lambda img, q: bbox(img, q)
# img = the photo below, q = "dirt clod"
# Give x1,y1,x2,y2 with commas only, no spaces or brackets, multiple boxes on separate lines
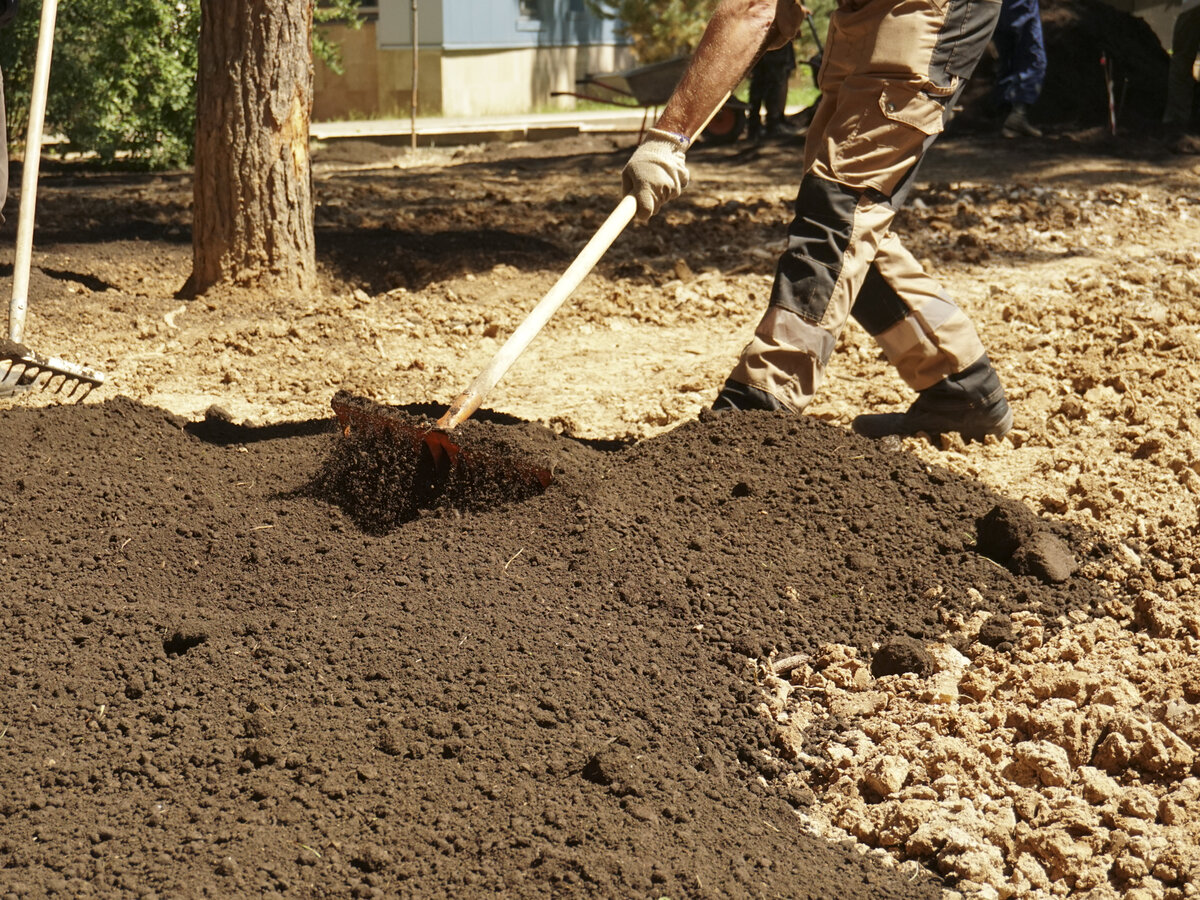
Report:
872,637,936,678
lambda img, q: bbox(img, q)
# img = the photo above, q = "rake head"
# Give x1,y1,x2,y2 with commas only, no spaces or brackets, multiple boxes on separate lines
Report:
330,391,552,521
1,340,105,401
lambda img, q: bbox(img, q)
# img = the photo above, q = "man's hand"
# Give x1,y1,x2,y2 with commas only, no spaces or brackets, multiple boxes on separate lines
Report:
622,133,690,223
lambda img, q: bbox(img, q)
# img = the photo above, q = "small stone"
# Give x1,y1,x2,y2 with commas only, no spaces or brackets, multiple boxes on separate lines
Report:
242,738,276,768
1078,766,1121,805
351,844,392,873
921,672,963,705
1133,590,1183,637
124,675,146,700
1023,826,1093,883
1014,740,1072,787
1119,787,1159,820
863,755,910,797
977,614,1014,647
376,724,404,757
976,500,1040,563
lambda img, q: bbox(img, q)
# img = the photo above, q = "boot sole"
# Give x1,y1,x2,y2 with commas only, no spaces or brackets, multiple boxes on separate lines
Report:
852,405,1013,443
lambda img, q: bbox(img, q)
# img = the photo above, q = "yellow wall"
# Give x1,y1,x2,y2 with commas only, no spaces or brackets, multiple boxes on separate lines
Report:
314,23,443,119
439,45,633,116
313,21,633,121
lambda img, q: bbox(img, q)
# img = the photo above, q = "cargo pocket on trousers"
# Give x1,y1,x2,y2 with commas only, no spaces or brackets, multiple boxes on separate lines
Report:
828,82,953,196
878,83,951,135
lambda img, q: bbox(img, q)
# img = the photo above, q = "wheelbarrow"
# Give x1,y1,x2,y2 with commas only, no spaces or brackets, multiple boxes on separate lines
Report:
553,56,749,145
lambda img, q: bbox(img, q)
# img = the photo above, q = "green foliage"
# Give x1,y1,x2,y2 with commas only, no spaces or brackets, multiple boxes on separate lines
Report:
587,0,836,65
0,0,362,169
315,0,364,76
586,0,719,62
0,0,200,167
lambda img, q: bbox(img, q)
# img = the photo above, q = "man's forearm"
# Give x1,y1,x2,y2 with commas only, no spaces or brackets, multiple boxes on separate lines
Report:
655,0,802,140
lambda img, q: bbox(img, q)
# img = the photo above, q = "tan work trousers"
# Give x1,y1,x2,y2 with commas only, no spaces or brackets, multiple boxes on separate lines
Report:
728,0,1002,411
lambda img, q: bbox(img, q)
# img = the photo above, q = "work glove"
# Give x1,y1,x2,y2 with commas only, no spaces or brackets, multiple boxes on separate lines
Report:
622,129,690,223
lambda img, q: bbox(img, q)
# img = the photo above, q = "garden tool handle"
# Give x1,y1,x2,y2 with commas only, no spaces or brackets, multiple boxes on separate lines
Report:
8,0,57,344
435,93,731,432
435,194,637,431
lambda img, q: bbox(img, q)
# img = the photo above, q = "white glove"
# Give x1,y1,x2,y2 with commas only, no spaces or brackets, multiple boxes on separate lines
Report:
621,130,690,223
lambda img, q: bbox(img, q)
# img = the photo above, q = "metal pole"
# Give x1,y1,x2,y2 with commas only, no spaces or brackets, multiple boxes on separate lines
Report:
410,0,418,151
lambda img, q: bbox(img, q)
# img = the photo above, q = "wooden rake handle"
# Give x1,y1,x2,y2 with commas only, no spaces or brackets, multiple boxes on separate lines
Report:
8,0,58,344
435,94,730,432
435,193,637,431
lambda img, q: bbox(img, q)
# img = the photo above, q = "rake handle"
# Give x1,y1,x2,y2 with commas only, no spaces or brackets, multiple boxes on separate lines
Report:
435,91,731,433
435,194,637,431
9,0,57,344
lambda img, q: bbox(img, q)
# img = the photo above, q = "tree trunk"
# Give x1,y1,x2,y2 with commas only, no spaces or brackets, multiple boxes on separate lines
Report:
187,0,316,297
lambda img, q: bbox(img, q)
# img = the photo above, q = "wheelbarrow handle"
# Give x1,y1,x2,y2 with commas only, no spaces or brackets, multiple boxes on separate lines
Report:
435,93,731,433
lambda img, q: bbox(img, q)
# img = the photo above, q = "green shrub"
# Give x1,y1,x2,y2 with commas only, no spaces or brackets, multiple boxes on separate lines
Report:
0,0,360,169
586,0,719,62
587,0,835,65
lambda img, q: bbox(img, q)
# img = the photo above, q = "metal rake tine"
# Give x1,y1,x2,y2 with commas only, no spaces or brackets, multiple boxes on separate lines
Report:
1,360,32,393
62,376,89,400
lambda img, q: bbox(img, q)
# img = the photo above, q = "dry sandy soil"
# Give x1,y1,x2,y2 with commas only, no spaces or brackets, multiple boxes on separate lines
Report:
2,122,1200,900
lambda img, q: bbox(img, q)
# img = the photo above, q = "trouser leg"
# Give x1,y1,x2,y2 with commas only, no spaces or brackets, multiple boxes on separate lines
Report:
765,72,788,127
852,231,986,391
1164,5,1200,127
993,0,1047,107
748,66,767,136
717,0,1002,413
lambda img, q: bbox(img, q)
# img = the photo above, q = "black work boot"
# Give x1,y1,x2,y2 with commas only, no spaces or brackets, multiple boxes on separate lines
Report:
852,357,1013,443
712,379,786,412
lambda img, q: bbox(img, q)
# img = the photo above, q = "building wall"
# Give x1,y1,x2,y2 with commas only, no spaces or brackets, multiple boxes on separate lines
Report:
440,0,616,49
315,3,633,121
439,44,633,116
314,22,444,119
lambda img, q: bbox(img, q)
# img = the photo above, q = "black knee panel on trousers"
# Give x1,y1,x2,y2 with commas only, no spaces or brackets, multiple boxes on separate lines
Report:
768,174,860,324
850,262,911,337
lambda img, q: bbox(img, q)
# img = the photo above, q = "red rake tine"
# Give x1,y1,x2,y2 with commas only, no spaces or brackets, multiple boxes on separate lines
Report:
331,396,552,492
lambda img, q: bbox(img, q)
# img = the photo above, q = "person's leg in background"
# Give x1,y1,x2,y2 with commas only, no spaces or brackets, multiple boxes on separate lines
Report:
763,43,797,137
747,58,768,142
1164,4,1200,132
994,0,1046,138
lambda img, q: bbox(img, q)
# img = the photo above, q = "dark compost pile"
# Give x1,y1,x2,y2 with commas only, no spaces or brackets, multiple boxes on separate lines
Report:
0,397,1113,898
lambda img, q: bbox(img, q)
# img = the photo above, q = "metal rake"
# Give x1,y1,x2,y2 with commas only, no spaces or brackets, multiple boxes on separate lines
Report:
2,0,103,401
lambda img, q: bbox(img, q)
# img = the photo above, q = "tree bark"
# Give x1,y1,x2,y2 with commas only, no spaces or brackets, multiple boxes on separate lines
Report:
188,0,316,297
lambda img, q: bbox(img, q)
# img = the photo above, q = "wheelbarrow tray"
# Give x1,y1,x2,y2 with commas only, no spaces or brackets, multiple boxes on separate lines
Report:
585,57,690,107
